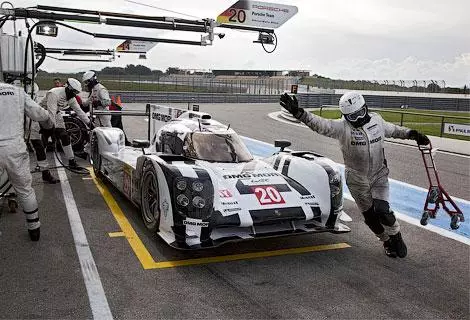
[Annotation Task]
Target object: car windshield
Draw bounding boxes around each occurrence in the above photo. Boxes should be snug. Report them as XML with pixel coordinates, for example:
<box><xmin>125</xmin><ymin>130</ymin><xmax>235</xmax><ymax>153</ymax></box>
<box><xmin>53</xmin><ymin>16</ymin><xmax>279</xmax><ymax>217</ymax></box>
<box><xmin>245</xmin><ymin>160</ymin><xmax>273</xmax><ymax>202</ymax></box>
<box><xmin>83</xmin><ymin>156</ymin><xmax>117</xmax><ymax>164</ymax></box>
<box><xmin>183</xmin><ymin>132</ymin><xmax>253</xmax><ymax>162</ymax></box>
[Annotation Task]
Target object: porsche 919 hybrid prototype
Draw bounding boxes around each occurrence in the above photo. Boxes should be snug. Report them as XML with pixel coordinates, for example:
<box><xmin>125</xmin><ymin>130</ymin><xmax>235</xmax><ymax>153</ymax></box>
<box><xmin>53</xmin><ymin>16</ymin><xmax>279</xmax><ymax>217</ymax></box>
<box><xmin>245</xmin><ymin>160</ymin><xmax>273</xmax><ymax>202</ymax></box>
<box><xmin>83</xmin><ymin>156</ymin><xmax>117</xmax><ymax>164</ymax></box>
<box><xmin>90</xmin><ymin>104</ymin><xmax>350</xmax><ymax>249</ymax></box>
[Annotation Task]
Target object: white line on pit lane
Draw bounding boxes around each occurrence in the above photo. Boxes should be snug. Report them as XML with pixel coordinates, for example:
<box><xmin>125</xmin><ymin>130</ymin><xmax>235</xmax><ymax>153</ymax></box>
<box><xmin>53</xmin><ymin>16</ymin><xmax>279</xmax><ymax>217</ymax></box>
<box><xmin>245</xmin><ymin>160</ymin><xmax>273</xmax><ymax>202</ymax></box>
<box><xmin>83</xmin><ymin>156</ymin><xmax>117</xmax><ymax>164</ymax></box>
<box><xmin>55</xmin><ymin>157</ymin><xmax>113</xmax><ymax>319</ymax></box>
<box><xmin>242</xmin><ymin>136</ymin><xmax>470</xmax><ymax>245</ymax></box>
<box><xmin>267</xmin><ymin>112</ymin><xmax>470</xmax><ymax>159</ymax></box>
<box><xmin>342</xmin><ymin>194</ymin><xmax>470</xmax><ymax>245</ymax></box>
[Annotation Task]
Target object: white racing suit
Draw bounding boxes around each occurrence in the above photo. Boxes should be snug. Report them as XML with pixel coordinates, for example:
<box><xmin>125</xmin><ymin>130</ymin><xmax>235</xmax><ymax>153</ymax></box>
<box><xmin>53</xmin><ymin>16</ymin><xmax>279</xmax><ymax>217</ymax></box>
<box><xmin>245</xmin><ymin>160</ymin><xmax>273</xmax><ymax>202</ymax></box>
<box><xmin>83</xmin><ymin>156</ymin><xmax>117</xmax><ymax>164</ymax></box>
<box><xmin>0</xmin><ymin>82</ymin><xmax>53</xmax><ymax>232</ymax></box>
<box><xmin>39</xmin><ymin>87</ymin><xmax>90</xmax><ymax>163</ymax></box>
<box><xmin>298</xmin><ymin>111</ymin><xmax>410</xmax><ymax>240</ymax></box>
<box><xmin>82</xmin><ymin>83</ymin><xmax>112</xmax><ymax>127</ymax></box>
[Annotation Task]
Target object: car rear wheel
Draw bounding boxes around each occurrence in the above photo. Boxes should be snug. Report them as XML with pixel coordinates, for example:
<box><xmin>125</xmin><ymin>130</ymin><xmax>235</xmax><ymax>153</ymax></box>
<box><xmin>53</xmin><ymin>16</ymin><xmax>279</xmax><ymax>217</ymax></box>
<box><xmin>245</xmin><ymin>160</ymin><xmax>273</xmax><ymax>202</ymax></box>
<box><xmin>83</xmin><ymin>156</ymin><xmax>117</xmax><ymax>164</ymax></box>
<box><xmin>140</xmin><ymin>162</ymin><xmax>161</xmax><ymax>232</ymax></box>
<box><xmin>64</xmin><ymin>116</ymin><xmax>88</xmax><ymax>152</ymax></box>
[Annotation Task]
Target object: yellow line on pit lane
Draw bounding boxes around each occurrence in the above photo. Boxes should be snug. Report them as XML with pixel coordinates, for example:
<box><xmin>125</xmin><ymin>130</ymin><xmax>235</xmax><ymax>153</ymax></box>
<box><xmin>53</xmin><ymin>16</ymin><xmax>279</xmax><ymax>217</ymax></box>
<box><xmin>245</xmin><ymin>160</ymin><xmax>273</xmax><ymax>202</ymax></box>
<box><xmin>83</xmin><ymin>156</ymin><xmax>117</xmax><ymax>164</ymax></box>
<box><xmin>148</xmin><ymin>243</ymin><xmax>351</xmax><ymax>269</ymax></box>
<box><xmin>90</xmin><ymin>170</ymin><xmax>351</xmax><ymax>269</ymax></box>
<box><xmin>90</xmin><ymin>170</ymin><xmax>156</xmax><ymax>269</ymax></box>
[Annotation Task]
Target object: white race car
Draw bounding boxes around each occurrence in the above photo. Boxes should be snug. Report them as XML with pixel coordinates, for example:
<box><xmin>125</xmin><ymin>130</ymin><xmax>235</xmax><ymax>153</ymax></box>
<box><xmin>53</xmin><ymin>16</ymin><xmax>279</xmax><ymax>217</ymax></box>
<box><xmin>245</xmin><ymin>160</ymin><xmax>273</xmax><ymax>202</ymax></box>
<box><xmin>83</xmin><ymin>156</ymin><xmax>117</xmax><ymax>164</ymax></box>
<box><xmin>90</xmin><ymin>104</ymin><xmax>350</xmax><ymax>249</ymax></box>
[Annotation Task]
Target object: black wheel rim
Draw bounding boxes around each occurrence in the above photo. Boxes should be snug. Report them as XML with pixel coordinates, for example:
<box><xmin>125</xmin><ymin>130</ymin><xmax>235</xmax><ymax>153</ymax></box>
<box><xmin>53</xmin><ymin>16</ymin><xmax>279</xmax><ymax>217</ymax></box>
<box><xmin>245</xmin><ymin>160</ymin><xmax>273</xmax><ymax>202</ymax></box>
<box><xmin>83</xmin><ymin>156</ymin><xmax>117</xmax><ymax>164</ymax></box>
<box><xmin>65</xmin><ymin>122</ymin><xmax>83</xmax><ymax>146</ymax></box>
<box><xmin>142</xmin><ymin>170</ymin><xmax>159</xmax><ymax>225</ymax></box>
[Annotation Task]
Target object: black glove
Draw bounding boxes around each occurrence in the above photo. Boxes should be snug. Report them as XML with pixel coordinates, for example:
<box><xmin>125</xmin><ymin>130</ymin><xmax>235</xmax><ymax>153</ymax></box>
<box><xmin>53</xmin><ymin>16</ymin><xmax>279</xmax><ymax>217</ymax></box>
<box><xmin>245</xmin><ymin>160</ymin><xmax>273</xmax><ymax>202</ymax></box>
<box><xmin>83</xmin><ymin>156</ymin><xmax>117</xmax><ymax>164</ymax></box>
<box><xmin>280</xmin><ymin>93</ymin><xmax>304</xmax><ymax>119</ymax></box>
<box><xmin>409</xmin><ymin>130</ymin><xmax>430</xmax><ymax>145</ymax></box>
<box><xmin>92</xmin><ymin>100</ymin><xmax>102</xmax><ymax>108</ymax></box>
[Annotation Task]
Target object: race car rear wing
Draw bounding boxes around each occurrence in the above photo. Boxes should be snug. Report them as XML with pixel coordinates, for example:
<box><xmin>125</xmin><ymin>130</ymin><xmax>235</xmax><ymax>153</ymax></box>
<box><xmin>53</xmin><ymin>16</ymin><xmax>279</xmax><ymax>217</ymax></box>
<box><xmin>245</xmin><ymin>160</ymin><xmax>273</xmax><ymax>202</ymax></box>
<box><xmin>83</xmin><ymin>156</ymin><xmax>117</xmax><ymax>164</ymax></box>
<box><xmin>147</xmin><ymin>104</ymin><xmax>210</xmax><ymax>146</ymax></box>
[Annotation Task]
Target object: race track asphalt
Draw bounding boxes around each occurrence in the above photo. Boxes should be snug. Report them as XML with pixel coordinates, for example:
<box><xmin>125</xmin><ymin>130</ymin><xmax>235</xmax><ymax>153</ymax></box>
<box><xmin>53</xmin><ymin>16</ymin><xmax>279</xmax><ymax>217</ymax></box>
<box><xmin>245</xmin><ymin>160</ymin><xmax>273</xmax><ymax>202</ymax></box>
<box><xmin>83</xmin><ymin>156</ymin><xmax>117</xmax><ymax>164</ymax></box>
<box><xmin>0</xmin><ymin>103</ymin><xmax>468</xmax><ymax>320</ymax></box>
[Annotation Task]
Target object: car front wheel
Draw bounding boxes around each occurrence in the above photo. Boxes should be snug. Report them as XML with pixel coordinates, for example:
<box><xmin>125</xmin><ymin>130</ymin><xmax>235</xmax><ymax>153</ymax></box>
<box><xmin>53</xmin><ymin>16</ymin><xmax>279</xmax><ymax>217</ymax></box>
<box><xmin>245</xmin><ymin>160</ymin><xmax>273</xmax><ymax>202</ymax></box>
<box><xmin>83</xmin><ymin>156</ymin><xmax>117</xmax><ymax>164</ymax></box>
<box><xmin>140</xmin><ymin>162</ymin><xmax>161</xmax><ymax>232</ymax></box>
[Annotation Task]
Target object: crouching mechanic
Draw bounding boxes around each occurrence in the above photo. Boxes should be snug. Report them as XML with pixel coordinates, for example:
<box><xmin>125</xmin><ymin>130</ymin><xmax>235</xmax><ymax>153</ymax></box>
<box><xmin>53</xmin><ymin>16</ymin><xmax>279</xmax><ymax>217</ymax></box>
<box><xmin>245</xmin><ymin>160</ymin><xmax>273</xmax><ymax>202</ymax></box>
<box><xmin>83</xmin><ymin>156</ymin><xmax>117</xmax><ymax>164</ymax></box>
<box><xmin>81</xmin><ymin>71</ymin><xmax>112</xmax><ymax>127</ymax></box>
<box><xmin>280</xmin><ymin>92</ymin><xmax>430</xmax><ymax>258</ymax></box>
<box><xmin>0</xmin><ymin>77</ymin><xmax>54</xmax><ymax>241</ymax></box>
<box><xmin>39</xmin><ymin>78</ymin><xmax>91</xmax><ymax>168</ymax></box>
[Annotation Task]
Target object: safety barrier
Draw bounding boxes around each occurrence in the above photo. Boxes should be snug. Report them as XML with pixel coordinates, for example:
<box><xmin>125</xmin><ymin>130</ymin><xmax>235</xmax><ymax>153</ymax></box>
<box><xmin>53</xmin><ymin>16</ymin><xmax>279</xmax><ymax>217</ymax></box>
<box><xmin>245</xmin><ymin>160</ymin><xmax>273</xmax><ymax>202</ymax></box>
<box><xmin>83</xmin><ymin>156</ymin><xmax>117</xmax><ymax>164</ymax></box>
<box><xmin>108</xmin><ymin>91</ymin><xmax>280</xmax><ymax>104</ymax></box>
<box><xmin>295</xmin><ymin>93</ymin><xmax>469</xmax><ymax>111</ymax></box>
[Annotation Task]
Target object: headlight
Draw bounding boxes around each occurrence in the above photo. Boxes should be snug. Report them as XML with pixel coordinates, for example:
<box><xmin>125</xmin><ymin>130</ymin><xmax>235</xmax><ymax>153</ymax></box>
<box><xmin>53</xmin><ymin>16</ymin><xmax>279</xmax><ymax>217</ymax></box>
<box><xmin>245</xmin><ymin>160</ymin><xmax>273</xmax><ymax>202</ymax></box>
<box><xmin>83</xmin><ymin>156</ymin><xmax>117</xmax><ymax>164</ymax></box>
<box><xmin>192</xmin><ymin>181</ymin><xmax>204</xmax><ymax>192</ymax></box>
<box><xmin>176</xmin><ymin>194</ymin><xmax>189</xmax><ymax>207</ymax></box>
<box><xmin>330</xmin><ymin>185</ymin><xmax>341</xmax><ymax>197</ymax></box>
<box><xmin>329</xmin><ymin>172</ymin><xmax>341</xmax><ymax>185</ymax></box>
<box><xmin>192</xmin><ymin>196</ymin><xmax>206</xmax><ymax>208</ymax></box>
<box><xmin>176</xmin><ymin>179</ymin><xmax>187</xmax><ymax>191</ymax></box>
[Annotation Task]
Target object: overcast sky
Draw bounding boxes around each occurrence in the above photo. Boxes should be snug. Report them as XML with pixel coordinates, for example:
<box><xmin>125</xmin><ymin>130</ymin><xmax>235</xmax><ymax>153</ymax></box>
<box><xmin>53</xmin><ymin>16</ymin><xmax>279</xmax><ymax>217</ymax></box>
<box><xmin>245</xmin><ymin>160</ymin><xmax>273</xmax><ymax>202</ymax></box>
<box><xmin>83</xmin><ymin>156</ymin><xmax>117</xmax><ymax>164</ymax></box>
<box><xmin>3</xmin><ymin>0</ymin><xmax>469</xmax><ymax>86</ymax></box>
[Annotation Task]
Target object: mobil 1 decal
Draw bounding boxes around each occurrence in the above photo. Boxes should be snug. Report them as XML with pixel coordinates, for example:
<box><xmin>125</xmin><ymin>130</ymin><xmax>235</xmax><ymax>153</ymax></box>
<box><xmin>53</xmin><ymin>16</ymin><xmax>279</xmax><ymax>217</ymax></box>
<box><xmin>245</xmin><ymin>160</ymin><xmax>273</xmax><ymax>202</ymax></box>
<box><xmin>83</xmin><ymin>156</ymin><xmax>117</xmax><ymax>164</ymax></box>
<box><xmin>217</xmin><ymin>1</ymin><xmax>298</xmax><ymax>29</ymax></box>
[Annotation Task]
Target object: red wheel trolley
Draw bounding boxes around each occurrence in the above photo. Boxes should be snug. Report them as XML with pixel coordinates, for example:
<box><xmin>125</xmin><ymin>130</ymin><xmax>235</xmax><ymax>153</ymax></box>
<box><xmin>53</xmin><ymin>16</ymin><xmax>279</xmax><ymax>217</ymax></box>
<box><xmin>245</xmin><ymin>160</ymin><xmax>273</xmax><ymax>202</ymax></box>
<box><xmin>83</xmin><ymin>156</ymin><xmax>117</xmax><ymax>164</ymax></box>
<box><xmin>419</xmin><ymin>143</ymin><xmax>465</xmax><ymax>229</ymax></box>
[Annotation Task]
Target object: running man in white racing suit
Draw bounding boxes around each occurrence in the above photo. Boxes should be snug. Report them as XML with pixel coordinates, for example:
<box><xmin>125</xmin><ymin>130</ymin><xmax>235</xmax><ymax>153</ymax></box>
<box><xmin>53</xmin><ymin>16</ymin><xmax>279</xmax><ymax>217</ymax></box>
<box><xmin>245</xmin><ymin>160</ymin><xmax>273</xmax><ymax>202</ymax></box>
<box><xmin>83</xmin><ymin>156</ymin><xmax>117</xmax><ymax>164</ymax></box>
<box><xmin>39</xmin><ymin>78</ymin><xmax>91</xmax><ymax>169</ymax></box>
<box><xmin>280</xmin><ymin>92</ymin><xmax>430</xmax><ymax>258</ymax></box>
<box><xmin>0</xmin><ymin>79</ymin><xmax>54</xmax><ymax>241</ymax></box>
<box><xmin>81</xmin><ymin>71</ymin><xmax>112</xmax><ymax>127</ymax></box>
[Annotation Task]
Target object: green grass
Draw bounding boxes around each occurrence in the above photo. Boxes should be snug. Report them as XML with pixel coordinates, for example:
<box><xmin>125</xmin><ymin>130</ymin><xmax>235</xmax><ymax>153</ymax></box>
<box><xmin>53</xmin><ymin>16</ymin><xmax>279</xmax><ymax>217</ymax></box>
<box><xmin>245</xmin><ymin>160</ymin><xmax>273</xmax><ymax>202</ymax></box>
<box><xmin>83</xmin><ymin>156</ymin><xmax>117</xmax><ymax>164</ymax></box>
<box><xmin>311</xmin><ymin>108</ymin><xmax>470</xmax><ymax>141</ymax></box>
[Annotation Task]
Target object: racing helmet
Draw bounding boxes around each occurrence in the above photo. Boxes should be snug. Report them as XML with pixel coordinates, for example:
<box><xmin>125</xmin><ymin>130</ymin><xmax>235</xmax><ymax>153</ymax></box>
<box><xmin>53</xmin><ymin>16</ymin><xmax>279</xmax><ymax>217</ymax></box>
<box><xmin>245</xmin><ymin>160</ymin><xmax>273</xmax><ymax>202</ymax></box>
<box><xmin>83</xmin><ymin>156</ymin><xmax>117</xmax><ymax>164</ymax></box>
<box><xmin>82</xmin><ymin>70</ymin><xmax>98</xmax><ymax>92</ymax></box>
<box><xmin>65</xmin><ymin>78</ymin><xmax>82</xmax><ymax>100</ymax></box>
<box><xmin>338</xmin><ymin>92</ymin><xmax>370</xmax><ymax>128</ymax></box>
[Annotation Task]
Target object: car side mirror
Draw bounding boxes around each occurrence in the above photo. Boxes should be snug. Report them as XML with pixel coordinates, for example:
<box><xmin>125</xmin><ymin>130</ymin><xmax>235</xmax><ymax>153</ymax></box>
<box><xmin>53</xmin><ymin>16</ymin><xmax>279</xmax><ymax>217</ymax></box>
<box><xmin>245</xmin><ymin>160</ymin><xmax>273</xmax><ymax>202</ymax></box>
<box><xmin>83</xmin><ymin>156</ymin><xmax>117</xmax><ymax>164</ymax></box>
<box><xmin>132</xmin><ymin>139</ymin><xmax>150</xmax><ymax>148</ymax></box>
<box><xmin>274</xmin><ymin>140</ymin><xmax>291</xmax><ymax>152</ymax></box>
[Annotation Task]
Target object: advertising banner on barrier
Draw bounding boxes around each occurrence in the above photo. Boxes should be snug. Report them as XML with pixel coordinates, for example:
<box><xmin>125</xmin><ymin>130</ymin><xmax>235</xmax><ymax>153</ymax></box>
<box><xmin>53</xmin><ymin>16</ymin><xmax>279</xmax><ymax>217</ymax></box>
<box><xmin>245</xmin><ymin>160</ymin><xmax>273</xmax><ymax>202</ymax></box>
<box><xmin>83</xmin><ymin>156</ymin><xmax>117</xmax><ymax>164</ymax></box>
<box><xmin>443</xmin><ymin>123</ymin><xmax>470</xmax><ymax>136</ymax></box>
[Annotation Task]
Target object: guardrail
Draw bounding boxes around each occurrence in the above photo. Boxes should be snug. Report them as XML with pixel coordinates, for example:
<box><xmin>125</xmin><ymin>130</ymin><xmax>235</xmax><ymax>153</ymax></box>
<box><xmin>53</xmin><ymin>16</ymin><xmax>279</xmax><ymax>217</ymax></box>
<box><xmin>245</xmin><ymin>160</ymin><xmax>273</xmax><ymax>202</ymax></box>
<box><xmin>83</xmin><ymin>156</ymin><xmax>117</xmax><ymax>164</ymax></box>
<box><xmin>297</xmin><ymin>93</ymin><xmax>470</xmax><ymax>111</ymax></box>
<box><xmin>108</xmin><ymin>91</ymin><xmax>280</xmax><ymax>104</ymax></box>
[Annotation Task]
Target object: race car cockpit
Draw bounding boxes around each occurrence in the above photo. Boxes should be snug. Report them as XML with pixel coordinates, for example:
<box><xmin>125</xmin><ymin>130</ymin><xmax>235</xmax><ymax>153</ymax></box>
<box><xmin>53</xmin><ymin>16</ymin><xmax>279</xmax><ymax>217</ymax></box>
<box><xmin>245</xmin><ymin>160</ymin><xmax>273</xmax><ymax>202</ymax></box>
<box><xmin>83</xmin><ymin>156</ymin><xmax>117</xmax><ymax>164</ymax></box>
<box><xmin>183</xmin><ymin>132</ymin><xmax>253</xmax><ymax>163</ymax></box>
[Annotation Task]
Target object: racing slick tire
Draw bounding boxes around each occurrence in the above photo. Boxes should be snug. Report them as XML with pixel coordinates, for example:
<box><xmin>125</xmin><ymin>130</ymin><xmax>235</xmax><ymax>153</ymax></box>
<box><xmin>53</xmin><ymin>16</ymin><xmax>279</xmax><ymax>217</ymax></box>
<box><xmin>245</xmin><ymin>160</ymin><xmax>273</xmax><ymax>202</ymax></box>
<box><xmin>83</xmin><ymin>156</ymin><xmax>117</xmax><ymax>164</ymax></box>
<box><xmin>90</xmin><ymin>132</ymin><xmax>102</xmax><ymax>178</ymax></box>
<box><xmin>64</xmin><ymin>115</ymin><xmax>89</xmax><ymax>152</ymax></box>
<box><xmin>140</xmin><ymin>161</ymin><xmax>161</xmax><ymax>233</ymax></box>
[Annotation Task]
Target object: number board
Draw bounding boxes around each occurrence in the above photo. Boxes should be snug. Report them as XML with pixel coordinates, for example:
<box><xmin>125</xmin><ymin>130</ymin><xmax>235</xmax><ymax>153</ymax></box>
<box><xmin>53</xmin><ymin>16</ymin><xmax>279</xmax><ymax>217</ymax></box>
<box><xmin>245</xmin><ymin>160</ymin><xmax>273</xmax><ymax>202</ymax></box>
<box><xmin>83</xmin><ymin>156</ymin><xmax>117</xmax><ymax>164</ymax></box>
<box><xmin>217</xmin><ymin>0</ymin><xmax>298</xmax><ymax>29</ymax></box>
<box><xmin>252</xmin><ymin>185</ymin><xmax>285</xmax><ymax>205</ymax></box>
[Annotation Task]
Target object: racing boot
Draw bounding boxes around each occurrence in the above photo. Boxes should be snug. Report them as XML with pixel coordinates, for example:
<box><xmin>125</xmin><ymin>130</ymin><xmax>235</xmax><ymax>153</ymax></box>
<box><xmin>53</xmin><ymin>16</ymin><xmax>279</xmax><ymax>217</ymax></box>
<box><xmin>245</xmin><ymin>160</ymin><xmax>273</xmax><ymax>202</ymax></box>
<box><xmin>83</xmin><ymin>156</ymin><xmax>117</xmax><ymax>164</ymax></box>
<box><xmin>383</xmin><ymin>239</ymin><xmax>397</xmax><ymax>258</ymax></box>
<box><xmin>68</xmin><ymin>159</ymin><xmax>79</xmax><ymax>169</ymax></box>
<box><xmin>28</xmin><ymin>227</ymin><xmax>40</xmax><ymax>241</ymax></box>
<box><xmin>390</xmin><ymin>232</ymin><xmax>407</xmax><ymax>258</ymax></box>
<box><xmin>42</xmin><ymin>170</ymin><xmax>59</xmax><ymax>184</ymax></box>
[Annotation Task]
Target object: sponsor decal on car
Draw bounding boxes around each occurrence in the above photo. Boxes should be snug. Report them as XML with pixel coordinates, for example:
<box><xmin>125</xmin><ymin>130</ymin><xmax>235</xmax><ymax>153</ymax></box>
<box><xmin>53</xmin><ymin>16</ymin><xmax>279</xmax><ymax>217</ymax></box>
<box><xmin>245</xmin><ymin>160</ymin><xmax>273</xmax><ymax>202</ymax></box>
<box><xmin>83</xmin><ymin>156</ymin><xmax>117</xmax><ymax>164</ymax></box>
<box><xmin>223</xmin><ymin>172</ymin><xmax>279</xmax><ymax>179</ymax></box>
<box><xmin>162</xmin><ymin>199</ymin><xmax>170</xmax><ymax>217</ymax></box>
<box><xmin>223</xmin><ymin>207</ymin><xmax>242</xmax><ymax>213</ymax></box>
<box><xmin>219</xmin><ymin>189</ymin><xmax>233</xmax><ymax>198</ymax></box>
<box><xmin>183</xmin><ymin>218</ymin><xmax>209</xmax><ymax>227</ymax></box>
<box><xmin>221</xmin><ymin>201</ymin><xmax>239</xmax><ymax>205</ymax></box>
<box><xmin>123</xmin><ymin>164</ymin><xmax>132</xmax><ymax>198</ymax></box>
<box><xmin>151</xmin><ymin>112</ymin><xmax>172</xmax><ymax>122</ymax></box>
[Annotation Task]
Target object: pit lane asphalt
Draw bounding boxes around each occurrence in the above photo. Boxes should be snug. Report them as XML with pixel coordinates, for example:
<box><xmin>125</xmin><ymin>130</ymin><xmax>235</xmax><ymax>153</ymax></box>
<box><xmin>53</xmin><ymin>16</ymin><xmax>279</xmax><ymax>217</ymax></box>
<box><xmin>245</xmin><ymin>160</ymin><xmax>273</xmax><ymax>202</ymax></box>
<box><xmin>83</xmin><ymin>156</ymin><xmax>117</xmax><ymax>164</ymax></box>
<box><xmin>0</xmin><ymin>103</ymin><xmax>468</xmax><ymax>319</ymax></box>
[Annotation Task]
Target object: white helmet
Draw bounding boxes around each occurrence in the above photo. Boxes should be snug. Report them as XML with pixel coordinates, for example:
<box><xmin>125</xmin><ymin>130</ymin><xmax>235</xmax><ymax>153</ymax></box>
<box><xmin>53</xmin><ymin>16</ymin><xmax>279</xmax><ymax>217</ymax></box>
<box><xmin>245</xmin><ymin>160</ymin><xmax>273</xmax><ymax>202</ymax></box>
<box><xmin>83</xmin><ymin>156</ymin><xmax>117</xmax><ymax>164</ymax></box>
<box><xmin>66</xmin><ymin>78</ymin><xmax>82</xmax><ymax>93</ymax></box>
<box><xmin>82</xmin><ymin>70</ymin><xmax>96</xmax><ymax>83</ymax></box>
<box><xmin>339</xmin><ymin>92</ymin><xmax>366</xmax><ymax>115</ymax></box>
<box><xmin>339</xmin><ymin>92</ymin><xmax>370</xmax><ymax>127</ymax></box>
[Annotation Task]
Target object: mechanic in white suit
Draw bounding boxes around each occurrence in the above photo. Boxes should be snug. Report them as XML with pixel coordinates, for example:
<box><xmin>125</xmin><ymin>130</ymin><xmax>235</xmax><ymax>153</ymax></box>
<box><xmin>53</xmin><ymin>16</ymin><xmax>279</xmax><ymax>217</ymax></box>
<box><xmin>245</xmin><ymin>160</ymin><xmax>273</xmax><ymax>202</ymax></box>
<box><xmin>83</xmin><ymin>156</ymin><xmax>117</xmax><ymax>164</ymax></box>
<box><xmin>81</xmin><ymin>71</ymin><xmax>112</xmax><ymax>127</ymax></box>
<box><xmin>280</xmin><ymin>92</ymin><xmax>430</xmax><ymax>258</ymax></box>
<box><xmin>0</xmin><ymin>76</ymin><xmax>54</xmax><ymax>241</ymax></box>
<box><xmin>23</xmin><ymin>81</ymin><xmax>59</xmax><ymax>183</ymax></box>
<box><xmin>39</xmin><ymin>78</ymin><xmax>91</xmax><ymax>168</ymax></box>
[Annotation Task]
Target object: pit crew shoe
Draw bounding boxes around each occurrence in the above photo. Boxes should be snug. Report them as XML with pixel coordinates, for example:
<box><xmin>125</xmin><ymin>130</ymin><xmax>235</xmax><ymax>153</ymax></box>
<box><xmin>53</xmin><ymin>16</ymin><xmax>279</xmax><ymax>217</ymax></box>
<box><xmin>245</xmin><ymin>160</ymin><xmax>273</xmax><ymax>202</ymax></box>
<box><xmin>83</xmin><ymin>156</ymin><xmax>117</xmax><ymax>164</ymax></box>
<box><xmin>68</xmin><ymin>159</ymin><xmax>79</xmax><ymax>169</ymax></box>
<box><xmin>390</xmin><ymin>232</ymin><xmax>407</xmax><ymax>258</ymax></box>
<box><xmin>28</xmin><ymin>227</ymin><xmax>40</xmax><ymax>241</ymax></box>
<box><xmin>383</xmin><ymin>239</ymin><xmax>397</xmax><ymax>258</ymax></box>
<box><xmin>42</xmin><ymin>170</ymin><xmax>59</xmax><ymax>184</ymax></box>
